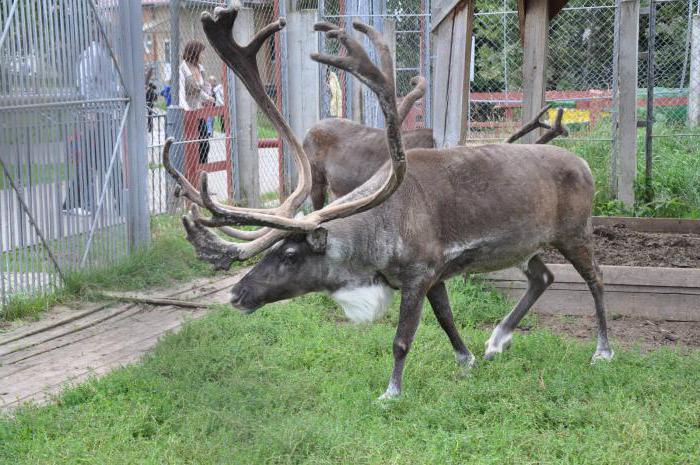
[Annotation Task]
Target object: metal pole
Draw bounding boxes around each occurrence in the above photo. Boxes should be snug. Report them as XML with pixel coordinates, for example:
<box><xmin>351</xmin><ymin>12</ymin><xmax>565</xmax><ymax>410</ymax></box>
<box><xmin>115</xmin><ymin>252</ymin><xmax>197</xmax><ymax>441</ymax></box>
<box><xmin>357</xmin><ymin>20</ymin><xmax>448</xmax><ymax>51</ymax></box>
<box><xmin>0</xmin><ymin>0</ymin><xmax>18</xmax><ymax>52</ymax></box>
<box><xmin>80</xmin><ymin>102</ymin><xmax>130</xmax><ymax>267</ymax></box>
<box><xmin>169</xmin><ymin>0</ymin><xmax>180</xmax><ymax>107</ymax></box>
<box><xmin>644</xmin><ymin>0</ymin><xmax>656</xmax><ymax>202</ymax></box>
<box><xmin>119</xmin><ymin>0</ymin><xmax>150</xmax><ymax>251</ymax></box>
<box><xmin>166</xmin><ymin>0</ymin><xmax>184</xmax><ymax>212</ymax></box>
<box><xmin>689</xmin><ymin>14</ymin><xmax>700</xmax><ymax>126</ymax></box>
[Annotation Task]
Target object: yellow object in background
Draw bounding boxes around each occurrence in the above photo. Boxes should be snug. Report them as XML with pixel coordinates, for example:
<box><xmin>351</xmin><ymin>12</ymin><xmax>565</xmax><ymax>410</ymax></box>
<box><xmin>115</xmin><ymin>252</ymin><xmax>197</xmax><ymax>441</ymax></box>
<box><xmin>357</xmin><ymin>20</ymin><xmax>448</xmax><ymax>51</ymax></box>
<box><xmin>547</xmin><ymin>108</ymin><xmax>591</xmax><ymax>124</ymax></box>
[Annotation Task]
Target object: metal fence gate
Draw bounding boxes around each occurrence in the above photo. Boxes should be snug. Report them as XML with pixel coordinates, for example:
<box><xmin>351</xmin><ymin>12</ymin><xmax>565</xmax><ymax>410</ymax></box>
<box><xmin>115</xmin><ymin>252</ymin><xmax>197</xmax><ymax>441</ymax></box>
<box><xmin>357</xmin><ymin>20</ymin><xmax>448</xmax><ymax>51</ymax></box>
<box><xmin>0</xmin><ymin>0</ymin><xmax>148</xmax><ymax>305</ymax></box>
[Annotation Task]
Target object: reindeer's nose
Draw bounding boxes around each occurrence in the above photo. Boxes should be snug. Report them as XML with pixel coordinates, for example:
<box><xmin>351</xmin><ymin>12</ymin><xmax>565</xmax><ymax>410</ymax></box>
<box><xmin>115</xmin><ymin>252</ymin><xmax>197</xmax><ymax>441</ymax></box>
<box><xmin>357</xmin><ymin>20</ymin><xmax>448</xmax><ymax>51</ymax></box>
<box><xmin>230</xmin><ymin>289</ymin><xmax>242</xmax><ymax>306</ymax></box>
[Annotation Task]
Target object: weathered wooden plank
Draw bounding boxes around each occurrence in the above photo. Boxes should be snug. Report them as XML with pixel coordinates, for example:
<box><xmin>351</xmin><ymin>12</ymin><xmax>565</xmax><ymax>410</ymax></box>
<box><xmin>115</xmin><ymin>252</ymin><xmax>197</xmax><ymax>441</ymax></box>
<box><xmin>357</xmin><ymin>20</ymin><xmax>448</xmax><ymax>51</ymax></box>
<box><xmin>484</xmin><ymin>264</ymin><xmax>700</xmax><ymax>321</ymax></box>
<box><xmin>431</xmin><ymin>0</ymin><xmax>474</xmax><ymax>147</ymax></box>
<box><xmin>611</xmin><ymin>0</ymin><xmax>640</xmax><ymax>207</ymax></box>
<box><xmin>521</xmin><ymin>0</ymin><xmax>549</xmax><ymax>144</ymax></box>
<box><xmin>592</xmin><ymin>216</ymin><xmax>700</xmax><ymax>234</ymax></box>
<box><xmin>0</xmin><ymin>274</ymin><xmax>245</xmax><ymax>410</ymax></box>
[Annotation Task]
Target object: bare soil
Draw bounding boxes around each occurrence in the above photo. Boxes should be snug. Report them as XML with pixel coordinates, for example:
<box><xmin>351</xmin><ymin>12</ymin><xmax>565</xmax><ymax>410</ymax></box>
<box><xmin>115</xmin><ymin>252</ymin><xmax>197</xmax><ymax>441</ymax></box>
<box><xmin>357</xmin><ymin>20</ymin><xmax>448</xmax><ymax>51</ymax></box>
<box><xmin>542</xmin><ymin>224</ymin><xmax>700</xmax><ymax>268</ymax></box>
<box><xmin>524</xmin><ymin>313</ymin><xmax>700</xmax><ymax>351</ymax></box>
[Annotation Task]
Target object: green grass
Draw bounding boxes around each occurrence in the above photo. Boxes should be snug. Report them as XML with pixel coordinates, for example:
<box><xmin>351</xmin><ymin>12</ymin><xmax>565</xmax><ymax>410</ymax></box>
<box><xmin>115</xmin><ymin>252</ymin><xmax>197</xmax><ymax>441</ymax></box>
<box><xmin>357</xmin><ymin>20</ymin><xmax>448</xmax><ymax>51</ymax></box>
<box><xmin>0</xmin><ymin>215</ymin><xmax>217</xmax><ymax>322</ymax></box>
<box><xmin>557</xmin><ymin>123</ymin><xmax>700</xmax><ymax>218</ymax></box>
<box><xmin>1</xmin><ymin>278</ymin><xmax>698</xmax><ymax>464</ymax></box>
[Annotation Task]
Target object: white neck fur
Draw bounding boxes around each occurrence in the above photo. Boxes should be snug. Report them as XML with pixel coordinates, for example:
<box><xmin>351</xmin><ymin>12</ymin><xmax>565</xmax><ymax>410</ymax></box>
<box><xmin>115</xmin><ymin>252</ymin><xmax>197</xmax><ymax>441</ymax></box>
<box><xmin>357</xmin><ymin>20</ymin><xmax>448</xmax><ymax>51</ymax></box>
<box><xmin>330</xmin><ymin>283</ymin><xmax>394</xmax><ymax>323</ymax></box>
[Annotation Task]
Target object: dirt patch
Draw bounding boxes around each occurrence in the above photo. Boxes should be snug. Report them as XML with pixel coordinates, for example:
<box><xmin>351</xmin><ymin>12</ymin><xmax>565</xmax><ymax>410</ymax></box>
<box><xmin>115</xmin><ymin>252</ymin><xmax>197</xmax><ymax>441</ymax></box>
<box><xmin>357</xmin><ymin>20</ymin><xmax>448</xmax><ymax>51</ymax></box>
<box><xmin>542</xmin><ymin>224</ymin><xmax>700</xmax><ymax>268</ymax></box>
<box><xmin>522</xmin><ymin>313</ymin><xmax>700</xmax><ymax>351</ymax></box>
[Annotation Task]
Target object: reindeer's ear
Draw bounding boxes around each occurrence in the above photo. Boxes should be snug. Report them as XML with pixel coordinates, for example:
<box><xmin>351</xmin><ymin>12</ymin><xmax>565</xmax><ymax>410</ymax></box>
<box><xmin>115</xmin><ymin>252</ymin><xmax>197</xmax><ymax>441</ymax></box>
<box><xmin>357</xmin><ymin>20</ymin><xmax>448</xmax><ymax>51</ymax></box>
<box><xmin>306</xmin><ymin>227</ymin><xmax>327</xmax><ymax>253</ymax></box>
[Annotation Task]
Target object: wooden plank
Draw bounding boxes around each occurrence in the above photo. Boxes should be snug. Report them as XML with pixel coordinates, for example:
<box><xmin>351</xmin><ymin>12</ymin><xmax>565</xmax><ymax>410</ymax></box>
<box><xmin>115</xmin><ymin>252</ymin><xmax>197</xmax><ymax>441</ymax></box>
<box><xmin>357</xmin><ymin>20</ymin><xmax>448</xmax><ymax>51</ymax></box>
<box><xmin>0</xmin><ymin>274</ymin><xmax>245</xmax><ymax>410</ymax></box>
<box><xmin>431</xmin><ymin>0</ymin><xmax>473</xmax><ymax>147</ymax></box>
<box><xmin>484</xmin><ymin>264</ymin><xmax>700</xmax><ymax>321</ymax></box>
<box><xmin>521</xmin><ymin>0</ymin><xmax>549</xmax><ymax>144</ymax></box>
<box><xmin>592</xmin><ymin>216</ymin><xmax>700</xmax><ymax>234</ymax></box>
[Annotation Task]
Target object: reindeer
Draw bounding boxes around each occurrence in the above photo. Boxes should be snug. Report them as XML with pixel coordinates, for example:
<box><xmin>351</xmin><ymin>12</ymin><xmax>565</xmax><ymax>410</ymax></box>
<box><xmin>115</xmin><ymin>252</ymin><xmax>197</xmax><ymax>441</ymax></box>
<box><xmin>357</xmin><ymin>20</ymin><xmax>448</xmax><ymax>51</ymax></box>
<box><xmin>164</xmin><ymin>6</ymin><xmax>613</xmax><ymax>400</ymax></box>
<box><xmin>305</xmin><ymin>76</ymin><xmax>434</xmax><ymax>210</ymax></box>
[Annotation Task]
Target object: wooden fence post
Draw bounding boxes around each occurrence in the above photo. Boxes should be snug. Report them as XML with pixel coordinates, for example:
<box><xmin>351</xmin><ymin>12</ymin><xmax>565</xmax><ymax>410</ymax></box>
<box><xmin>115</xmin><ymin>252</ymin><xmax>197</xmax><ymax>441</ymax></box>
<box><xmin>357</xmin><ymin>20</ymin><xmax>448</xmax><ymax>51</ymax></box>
<box><xmin>520</xmin><ymin>0</ymin><xmax>549</xmax><ymax>144</ymax></box>
<box><xmin>232</xmin><ymin>8</ymin><xmax>260</xmax><ymax>207</ymax></box>
<box><xmin>431</xmin><ymin>0</ymin><xmax>474</xmax><ymax>147</ymax></box>
<box><xmin>611</xmin><ymin>0</ymin><xmax>639</xmax><ymax>208</ymax></box>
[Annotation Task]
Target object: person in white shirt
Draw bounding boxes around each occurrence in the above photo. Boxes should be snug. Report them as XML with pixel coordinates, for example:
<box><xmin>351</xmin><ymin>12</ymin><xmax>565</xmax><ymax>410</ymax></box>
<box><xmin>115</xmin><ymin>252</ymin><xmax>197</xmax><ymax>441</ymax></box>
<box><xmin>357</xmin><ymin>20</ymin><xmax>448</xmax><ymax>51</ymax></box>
<box><xmin>179</xmin><ymin>41</ymin><xmax>215</xmax><ymax>163</ymax></box>
<box><xmin>63</xmin><ymin>35</ymin><xmax>123</xmax><ymax>216</ymax></box>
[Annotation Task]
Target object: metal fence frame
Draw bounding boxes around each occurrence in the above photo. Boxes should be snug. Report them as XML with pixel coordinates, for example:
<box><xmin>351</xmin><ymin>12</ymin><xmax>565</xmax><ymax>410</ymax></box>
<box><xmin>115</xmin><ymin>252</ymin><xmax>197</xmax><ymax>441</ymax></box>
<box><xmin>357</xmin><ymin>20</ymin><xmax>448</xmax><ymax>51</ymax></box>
<box><xmin>0</xmin><ymin>0</ymin><xmax>148</xmax><ymax>306</ymax></box>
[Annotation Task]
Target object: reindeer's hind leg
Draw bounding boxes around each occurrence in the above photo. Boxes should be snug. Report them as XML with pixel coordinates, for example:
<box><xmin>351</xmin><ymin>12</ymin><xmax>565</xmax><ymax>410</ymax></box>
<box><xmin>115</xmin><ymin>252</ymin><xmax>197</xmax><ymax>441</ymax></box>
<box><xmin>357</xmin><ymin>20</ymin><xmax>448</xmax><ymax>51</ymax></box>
<box><xmin>485</xmin><ymin>255</ymin><xmax>553</xmax><ymax>360</ymax></box>
<box><xmin>555</xmin><ymin>241</ymin><xmax>614</xmax><ymax>362</ymax></box>
<box><xmin>427</xmin><ymin>282</ymin><xmax>474</xmax><ymax>369</ymax></box>
<box><xmin>310</xmin><ymin>166</ymin><xmax>328</xmax><ymax>210</ymax></box>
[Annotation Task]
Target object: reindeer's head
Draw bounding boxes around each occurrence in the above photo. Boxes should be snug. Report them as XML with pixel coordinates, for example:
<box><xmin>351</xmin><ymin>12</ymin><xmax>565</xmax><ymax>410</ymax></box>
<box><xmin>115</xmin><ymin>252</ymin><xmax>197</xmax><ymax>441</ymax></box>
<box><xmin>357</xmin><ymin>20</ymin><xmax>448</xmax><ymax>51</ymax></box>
<box><xmin>162</xmin><ymin>7</ymin><xmax>406</xmax><ymax>316</ymax></box>
<box><xmin>229</xmin><ymin>230</ymin><xmax>330</xmax><ymax>312</ymax></box>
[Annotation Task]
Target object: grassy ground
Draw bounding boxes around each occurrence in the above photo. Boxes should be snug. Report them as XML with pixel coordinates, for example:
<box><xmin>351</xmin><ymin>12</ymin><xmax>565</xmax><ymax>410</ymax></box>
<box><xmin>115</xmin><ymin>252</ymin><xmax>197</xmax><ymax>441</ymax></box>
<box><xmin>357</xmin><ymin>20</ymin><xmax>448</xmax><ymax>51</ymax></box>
<box><xmin>556</xmin><ymin>123</ymin><xmax>700</xmax><ymax>218</ymax></box>
<box><xmin>1</xmin><ymin>279</ymin><xmax>698</xmax><ymax>464</ymax></box>
<box><xmin>0</xmin><ymin>215</ymin><xmax>217</xmax><ymax>322</ymax></box>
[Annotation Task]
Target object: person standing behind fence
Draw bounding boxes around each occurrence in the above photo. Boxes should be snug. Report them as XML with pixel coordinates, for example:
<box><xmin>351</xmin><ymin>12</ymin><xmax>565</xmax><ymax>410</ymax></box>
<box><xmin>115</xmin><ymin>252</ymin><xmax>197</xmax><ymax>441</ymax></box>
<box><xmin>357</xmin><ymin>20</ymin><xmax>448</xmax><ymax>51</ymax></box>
<box><xmin>208</xmin><ymin>75</ymin><xmax>225</xmax><ymax>133</ymax></box>
<box><xmin>63</xmin><ymin>32</ymin><xmax>123</xmax><ymax>216</ymax></box>
<box><xmin>179</xmin><ymin>41</ymin><xmax>214</xmax><ymax>164</ymax></box>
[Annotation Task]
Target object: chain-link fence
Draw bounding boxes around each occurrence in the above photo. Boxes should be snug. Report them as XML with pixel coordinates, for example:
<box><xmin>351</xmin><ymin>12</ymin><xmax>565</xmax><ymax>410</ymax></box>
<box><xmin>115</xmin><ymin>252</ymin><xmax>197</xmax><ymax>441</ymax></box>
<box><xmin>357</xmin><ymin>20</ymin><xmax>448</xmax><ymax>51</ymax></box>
<box><xmin>0</xmin><ymin>0</ymin><xmax>137</xmax><ymax>303</ymax></box>
<box><xmin>318</xmin><ymin>0</ymin><xmax>431</xmax><ymax>129</ymax></box>
<box><xmin>144</xmin><ymin>0</ymin><xmax>286</xmax><ymax>213</ymax></box>
<box><xmin>469</xmin><ymin>0</ymin><xmax>698</xmax><ymax>144</ymax></box>
<box><xmin>469</xmin><ymin>0</ymin><xmax>618</xmax><ymax>143</ymax></box>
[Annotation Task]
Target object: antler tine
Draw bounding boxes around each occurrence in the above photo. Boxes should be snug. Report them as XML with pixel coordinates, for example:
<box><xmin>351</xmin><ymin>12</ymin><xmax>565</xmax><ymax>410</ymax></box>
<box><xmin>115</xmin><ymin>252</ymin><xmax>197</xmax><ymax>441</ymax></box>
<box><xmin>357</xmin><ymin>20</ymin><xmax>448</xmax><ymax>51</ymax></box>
<box><xmin>218</xmin><ymin>226</ymin><xmax>270</xmax><ymax>241</ymax></box>
<box><xmin>246</xmin><ymin>18</ymin><xmax>287</xmax><ymax>56</ymax></box>
<box><xmin>312</xmin><ymin>29</ymin><xmax>386</xmax><ymax>96</ymax></box>
<box><xmin>505</xmin><ymin>104</ymin><xmax>552</xmax><ymax>143</ymax></box>
<box><xmin>188</xmin><ymin>203</ymin><xmax>270</xmax><ymax>240</ymax></box>
<box><xmin>535</xmin><ymin>107</ymin><xmax>569</xmax><ymax>144</ymax></box>
<box><xmin>162</xmin><ymin>138</ymin><xmax>202</xmax><ymax>205</ymax></box>
<box><xmin>352</xmin><ymin>21</ymin><xmax>395</xmax><ymax>90</ymax></box>
<box><xmin>314</xmin><ymin>21</ymin><xmax>340</xmax><ymax>33</ymax></box>
<box><xmin>182</xmin><ymin>205</ymin><xmax>289</xmax><ymax>270</ymax></box>
<box><xmin>398</xmin><ymin>76</ymin><xmax>427</xmax><ymax>124</ymax></box>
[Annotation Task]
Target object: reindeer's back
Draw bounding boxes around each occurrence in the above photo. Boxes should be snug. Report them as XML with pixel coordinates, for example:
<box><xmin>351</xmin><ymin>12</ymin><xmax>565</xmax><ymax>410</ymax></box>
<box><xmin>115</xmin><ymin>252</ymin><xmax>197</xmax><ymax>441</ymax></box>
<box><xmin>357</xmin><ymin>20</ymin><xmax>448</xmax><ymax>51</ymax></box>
<box><xmin>383</xmin><ymin>144</ymin><xmax>595</xmax><ymax>253</ymax></box>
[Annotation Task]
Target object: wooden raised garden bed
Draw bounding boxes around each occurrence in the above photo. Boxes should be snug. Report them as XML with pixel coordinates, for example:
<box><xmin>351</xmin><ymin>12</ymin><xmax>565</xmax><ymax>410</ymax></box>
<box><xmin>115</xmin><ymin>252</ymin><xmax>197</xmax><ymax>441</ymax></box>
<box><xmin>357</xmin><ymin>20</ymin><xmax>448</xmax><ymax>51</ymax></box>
<box><xmin>484</xmin><ymin>217</ymin><xmax>700</xmax><ymax>321</ymax></box>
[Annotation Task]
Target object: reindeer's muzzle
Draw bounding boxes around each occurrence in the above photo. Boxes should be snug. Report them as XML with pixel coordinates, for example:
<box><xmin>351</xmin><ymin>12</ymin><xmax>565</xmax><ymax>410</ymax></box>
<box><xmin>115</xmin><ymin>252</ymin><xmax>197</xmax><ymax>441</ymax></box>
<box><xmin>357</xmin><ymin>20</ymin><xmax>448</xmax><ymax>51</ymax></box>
<box><xmin>230</xmin><ymin>287</ymin><xmax>260</xmax><ymax>314</ymax></box>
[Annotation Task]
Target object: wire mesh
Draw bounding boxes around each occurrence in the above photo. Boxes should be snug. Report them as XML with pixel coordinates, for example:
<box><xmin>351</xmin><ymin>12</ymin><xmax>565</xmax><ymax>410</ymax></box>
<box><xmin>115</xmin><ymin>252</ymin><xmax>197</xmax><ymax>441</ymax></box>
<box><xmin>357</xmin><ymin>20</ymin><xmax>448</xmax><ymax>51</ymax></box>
<box><xmin>318</xmin><ymin>0</ymin><xmax>432</xmax><ymax>129</ymax></box>
<box><xmin>640</xmin><ymin>0</ymin><xmax>697</xmax><ymax>134</ymax></box>
<box><xmin>0</xmin><ymin>0</ymin><xmax>129</xmax><ymax>305</ymax></box>
<box><xmin>144</xmin><ymin>0</ymin><xmax>286</xmax><ymax>212</ymax></box>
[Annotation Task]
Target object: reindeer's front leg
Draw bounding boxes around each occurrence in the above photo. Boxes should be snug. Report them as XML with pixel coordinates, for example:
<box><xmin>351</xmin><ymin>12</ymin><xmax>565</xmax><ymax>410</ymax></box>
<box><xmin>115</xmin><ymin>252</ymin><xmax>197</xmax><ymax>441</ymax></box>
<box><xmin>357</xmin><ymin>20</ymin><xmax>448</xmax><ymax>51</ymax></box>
<box><xmin>380</xmin><ymin>286</ymin><xmax>427</xmax><ymax>400</ymax></box>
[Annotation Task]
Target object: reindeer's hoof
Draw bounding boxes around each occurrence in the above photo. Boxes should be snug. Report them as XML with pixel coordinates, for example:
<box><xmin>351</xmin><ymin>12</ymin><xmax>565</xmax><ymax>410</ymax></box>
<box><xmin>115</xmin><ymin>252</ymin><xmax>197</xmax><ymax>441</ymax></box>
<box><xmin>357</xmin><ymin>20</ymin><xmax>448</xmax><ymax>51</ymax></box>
<box><xmin>456</xmin><ymin>352</ymin><xmax>475</xmax><ymax>377</ymax></box>
<box><xmin>591</xmin><ymin>348</ymin><xmax>614</xmax><ymax>363</ymax></box>
<box><xmin>377</xmin><ymin>385</ymin><xmax>400</xmax><ymax>401</ymax></box>
<box><xmin>484</xmin><ymin>326</ymin><xmax>512</xmax><ymax>360</ymax></box>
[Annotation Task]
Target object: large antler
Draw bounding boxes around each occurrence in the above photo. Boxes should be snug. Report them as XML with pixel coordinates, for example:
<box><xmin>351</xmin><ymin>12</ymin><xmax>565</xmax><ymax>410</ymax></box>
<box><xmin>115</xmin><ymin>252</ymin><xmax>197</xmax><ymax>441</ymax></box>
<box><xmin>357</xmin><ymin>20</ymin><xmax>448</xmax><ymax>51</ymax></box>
<box><xmin>163</xmin><ymin>8</ymin><xmax>407</xmax><ymax>268</ymax></box>
<box><xmin>192</xmin><ymin>14</ymin><xmax>406</xmax><ymax>231</ymax></box>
